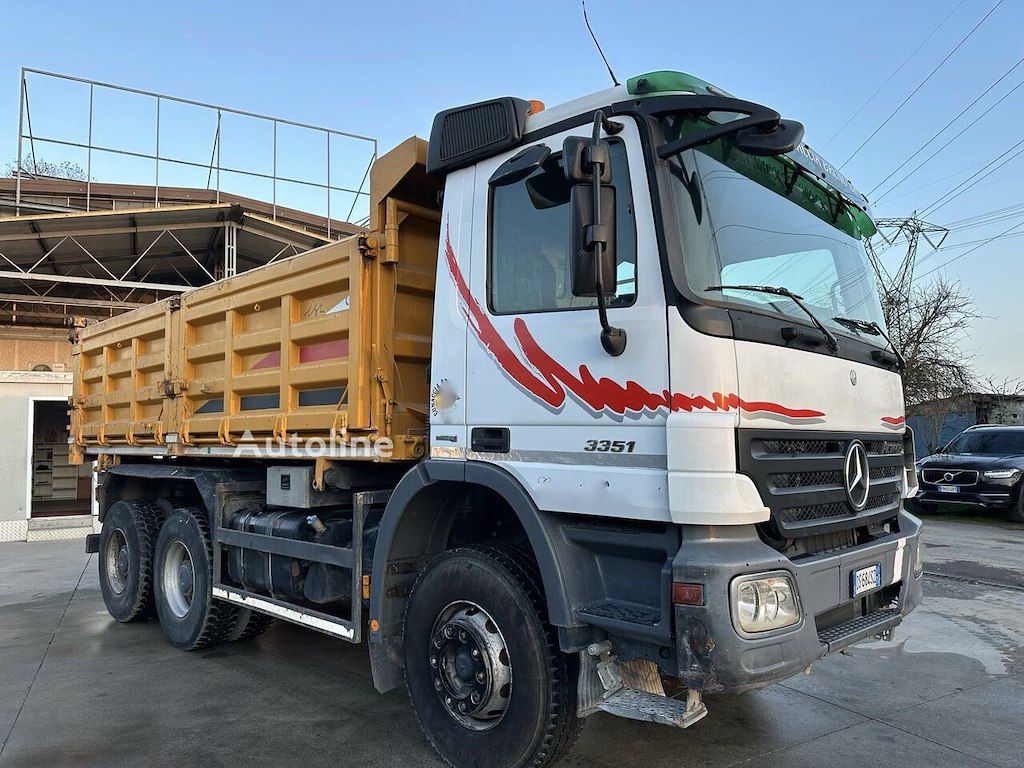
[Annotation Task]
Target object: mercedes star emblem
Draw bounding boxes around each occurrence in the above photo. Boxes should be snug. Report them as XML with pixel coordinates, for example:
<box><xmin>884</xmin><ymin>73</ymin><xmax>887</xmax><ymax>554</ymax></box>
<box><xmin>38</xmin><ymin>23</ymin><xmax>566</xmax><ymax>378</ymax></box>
<box><xmin>844</xmin><ymin>440</ymin><xmax>870</xmax><ymax>511</ymax></box>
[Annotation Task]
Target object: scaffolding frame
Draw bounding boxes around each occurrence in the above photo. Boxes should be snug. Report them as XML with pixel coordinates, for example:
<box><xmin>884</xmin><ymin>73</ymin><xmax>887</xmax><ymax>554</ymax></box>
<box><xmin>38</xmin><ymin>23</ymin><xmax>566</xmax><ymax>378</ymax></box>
<box><xmin>13</xmin><ymin>68</ymin><xmax>378</xmax><ymax>232</ymax></box>
<box><xmin>0</xmin><ymin>204</ymin><xmax>328</xmax><ymax>326</ymax></box>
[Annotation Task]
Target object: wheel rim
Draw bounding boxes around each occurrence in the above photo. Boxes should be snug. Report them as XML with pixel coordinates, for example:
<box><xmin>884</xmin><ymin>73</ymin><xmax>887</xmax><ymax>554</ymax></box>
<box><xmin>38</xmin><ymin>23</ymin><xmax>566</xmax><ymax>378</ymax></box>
<box><xmin>429</xmin><ymin>601</ymin><xmax>512</xmax><ymax>732</ymax></box>
<box><xmin>162</xmin><ymin>540</ymin><xmax>195</xmax><ymax>619</ymax></box>
<box><xmin>104</xmin><ymin>528</ymin><xmax>130</xmax><ymax>596</ymax></box>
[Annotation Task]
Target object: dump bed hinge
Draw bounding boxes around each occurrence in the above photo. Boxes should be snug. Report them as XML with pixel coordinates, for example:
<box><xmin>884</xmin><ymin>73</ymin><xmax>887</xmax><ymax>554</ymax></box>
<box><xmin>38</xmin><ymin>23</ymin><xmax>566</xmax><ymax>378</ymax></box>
<box><xmin>162</xmin><ymin>378</ymin><xmax>186</xmax><ymax>398</ymax></box>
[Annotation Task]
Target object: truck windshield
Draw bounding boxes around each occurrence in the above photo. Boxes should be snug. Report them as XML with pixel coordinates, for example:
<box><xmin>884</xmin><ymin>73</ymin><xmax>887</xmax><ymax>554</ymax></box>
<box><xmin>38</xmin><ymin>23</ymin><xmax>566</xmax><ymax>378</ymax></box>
<box><xmin>660</xmin><ymin>114</ymin><xmax>887</xmax><ymax>343</ymax></box>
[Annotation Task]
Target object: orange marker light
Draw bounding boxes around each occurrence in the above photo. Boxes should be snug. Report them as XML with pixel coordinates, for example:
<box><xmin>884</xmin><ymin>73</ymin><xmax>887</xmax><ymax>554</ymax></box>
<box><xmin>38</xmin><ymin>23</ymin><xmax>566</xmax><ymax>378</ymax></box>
<box><xmin>527</xmin><ymin>99</ymin><xmax>545</xmax><ymax>115</ymax></box>
<box><xmin>672</xmin><ymin>582</ymin><xmax>704</xmax><ymax>606</ymax></box>
<box><xmin>370</xmin><ymin>619</ymin><xmax>380</xmax><ymax>633</ymax></box>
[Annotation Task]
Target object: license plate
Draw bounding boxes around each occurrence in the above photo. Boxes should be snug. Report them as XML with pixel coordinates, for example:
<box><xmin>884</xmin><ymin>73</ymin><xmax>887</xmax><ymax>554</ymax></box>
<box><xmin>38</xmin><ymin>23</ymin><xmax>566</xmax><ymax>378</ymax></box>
<box><xmin>938</xmin><ymin>484</ymin><xmax>959</xmax><ymax>494</ymax></box>
<box><xmin>851</xmin><ymin>563</ymin><xmax>882</xmax><ymax>597</ymax></box>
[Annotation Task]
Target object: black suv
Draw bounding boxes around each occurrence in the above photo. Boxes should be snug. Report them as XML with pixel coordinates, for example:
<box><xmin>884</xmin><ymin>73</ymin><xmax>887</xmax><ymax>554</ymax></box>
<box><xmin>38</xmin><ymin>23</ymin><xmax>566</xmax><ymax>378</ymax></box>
<box><xmin>914</xmin><ymin>425</ymin><xmax>1024</xmax><ymax>522</ymax></box>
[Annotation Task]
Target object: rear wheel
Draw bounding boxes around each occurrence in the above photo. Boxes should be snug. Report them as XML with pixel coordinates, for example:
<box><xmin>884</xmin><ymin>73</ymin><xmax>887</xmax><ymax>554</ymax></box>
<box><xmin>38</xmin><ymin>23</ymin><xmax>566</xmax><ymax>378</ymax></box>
<box><xmin>153</xmin><ymin>507</ymin><xmax>238</xmax><ymax>650</ymax></box>
<box><xmin>403</xmin><ymin>545</ymin><xmax>580</xmax><ymax>768</ymax></box>
<box><xmin>98</xmin><ymin>500</ymin><xmax>162</xmax><ymax>623</ymax></box>
<box><xmin>227</xmin><ymin>609</ymin><xmax>276</xmax><ymax>642</ymax></box>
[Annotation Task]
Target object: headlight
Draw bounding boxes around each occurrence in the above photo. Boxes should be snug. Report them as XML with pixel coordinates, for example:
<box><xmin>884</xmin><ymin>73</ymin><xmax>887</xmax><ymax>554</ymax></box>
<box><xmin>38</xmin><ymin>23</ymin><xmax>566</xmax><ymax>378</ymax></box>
<box><xmin>983</xmin><ymin>469</ymin><xmax>1021</xmax><ymax>480</ymax></box>
<box><xmin>730</xmin><ymin>572</ymin><xmax>801</xmax><ymax>635</ymax></box>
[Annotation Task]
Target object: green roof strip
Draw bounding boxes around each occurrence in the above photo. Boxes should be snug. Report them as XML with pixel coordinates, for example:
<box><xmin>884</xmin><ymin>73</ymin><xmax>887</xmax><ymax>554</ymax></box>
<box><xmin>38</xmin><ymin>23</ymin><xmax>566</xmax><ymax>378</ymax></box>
<box><xmin>626</xmin><ymin>71</ymin><xmax>734</xmax><ymax>97</ymax></box>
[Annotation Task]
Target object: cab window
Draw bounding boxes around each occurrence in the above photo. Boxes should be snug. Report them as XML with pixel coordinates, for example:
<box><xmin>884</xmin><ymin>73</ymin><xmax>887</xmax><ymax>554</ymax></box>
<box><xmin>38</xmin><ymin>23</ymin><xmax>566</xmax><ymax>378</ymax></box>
<box><xmin>488</xmin><ymin>141</ymin><xmax>636</xmax><ymax>314</ymax></box>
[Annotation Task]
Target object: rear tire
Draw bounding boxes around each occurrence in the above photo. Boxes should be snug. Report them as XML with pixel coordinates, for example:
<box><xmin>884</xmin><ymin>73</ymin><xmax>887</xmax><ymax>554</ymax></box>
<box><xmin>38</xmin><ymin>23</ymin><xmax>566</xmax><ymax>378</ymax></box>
<box><xmin>153</xmin><ymin>507</ymin><xmax>238</xmax><ymax>650</ymax></box>
<box><xmin>98</xmin><ymin>500</ymin><xmax>162</xmax><ymax>623</ymax></box>
<box><xmin>403</xmin><ymin>545</ymin><xmax>580</xmax><ymax>768</ymax></box>
<box><xmin>227</xmin><ymin>609</ymin><xmax>276</xmax><ymax>642</ymax></box>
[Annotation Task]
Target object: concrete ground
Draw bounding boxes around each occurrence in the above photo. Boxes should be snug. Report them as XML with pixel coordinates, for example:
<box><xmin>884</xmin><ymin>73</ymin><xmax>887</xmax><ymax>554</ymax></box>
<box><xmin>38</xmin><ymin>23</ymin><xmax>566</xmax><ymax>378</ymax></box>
<box><xmin>1</xmin><ymin>517</ymin><xmax>1022</xmax><ymax>768</ymax></box>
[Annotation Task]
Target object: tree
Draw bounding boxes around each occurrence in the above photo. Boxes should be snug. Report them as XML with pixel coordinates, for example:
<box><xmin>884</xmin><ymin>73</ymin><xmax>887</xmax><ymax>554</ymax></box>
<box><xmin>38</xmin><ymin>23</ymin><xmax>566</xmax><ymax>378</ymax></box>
<box><xmin>3</xmin><ymin>155</ymin><xmax>87</xmax><ymax>181</ymax></box>
<box><xmin>880</xmin><ymin>276</ymin><xmax>979</xmax><ymax>406</ymax></box>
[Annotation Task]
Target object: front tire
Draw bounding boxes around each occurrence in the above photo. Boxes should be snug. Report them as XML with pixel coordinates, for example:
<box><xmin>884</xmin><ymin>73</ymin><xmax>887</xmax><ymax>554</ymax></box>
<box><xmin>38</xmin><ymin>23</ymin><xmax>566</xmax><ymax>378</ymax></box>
<box><xmin>404</xmin><ymin>546</ymin><xmax>580</xmax><ymax>768</ymax></box>
<box><xmin>153</xmin><ymin>507</ymin><xmax>238</xmax><ymax>650</ymax></box>
<box><xmin>98</xmin><ymin>500</ymin><xmax>162</xmax><ymax>623</ymax></box>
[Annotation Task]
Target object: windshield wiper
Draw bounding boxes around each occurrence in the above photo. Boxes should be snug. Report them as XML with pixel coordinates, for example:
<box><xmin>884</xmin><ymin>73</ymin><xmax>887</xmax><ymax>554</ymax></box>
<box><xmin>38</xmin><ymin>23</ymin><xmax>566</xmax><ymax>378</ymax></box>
<box><xmin>706</xmin><ymin>284</ymin><xmax>839</xmax><ymax>353</ymax></box>
<box><xmin>832</xmin><ymin>315</ymin><xmax>906</xmax><ymax>372</ymax></box>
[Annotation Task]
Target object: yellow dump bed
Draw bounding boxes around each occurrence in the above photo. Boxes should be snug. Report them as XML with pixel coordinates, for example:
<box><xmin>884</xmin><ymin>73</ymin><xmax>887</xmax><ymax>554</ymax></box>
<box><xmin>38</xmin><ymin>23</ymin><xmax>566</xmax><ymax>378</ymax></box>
<box><xmin>71</xmin><ymin>138</ymin><xmax>440</xmax><ymax>463</ymax></box>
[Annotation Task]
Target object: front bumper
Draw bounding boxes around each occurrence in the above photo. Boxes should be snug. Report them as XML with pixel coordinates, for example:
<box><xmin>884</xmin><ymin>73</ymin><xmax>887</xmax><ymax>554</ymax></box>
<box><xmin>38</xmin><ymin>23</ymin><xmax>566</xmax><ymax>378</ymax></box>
<box><xmin>915</xmin><ymin>484</ymin><xmax>1015</xmax><ymax>509</ymax></box>
<box><xmin>672</xmin><ymin>508</ymin><xmax>922</xmax><ymax>693</ymax></box>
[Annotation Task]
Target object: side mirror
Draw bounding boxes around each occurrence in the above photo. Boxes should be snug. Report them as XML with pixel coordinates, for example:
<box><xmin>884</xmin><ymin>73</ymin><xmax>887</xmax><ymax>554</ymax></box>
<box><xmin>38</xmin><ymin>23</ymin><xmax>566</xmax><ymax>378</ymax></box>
<box><xmin>563</xmin><ymin>115</ymin><xmax>626</xmax><ymax>357</ymax></box>
<box><xmin>734</xmin><ymin>119</ymin><xmax>805</xmax><ymax>157</ymax></box>
<box><xmin>569</xmin><ymin>183</ymin><xmax>616</xmax><ymax>297</ymax></box>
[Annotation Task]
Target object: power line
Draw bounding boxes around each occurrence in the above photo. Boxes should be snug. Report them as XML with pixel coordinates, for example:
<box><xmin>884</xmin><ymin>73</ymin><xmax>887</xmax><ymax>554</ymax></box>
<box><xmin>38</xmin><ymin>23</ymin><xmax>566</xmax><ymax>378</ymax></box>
<box><xmin>873</xmin><ymin>72</ymin><xmax>1024</xmax><ymax>203</ymax></box>
<box><xmin>916</xmin><ymin>211</ymin><xmax>1024</xmax><ymax>267</ymax></box>
<box><xmin>920</xmin><ymin>137</ymin><xmax>1024</xmax><ymax>217</ymax></box>
<box><xmin>876</xmin><ymin>159</ymin><xmax>996</xmax><ymax>205</ymax></box>
<box><xmin>818</xmin><ymin>0</ymin><xmax>967</xmax><ymax>152</ymax></box>
<box><xmin>931</xmin><ymin>228</ymin><xmax>1024</xmax><ymax>249</ymax></box>
<box><xmin>945</xmin><ymin>202</ymin><xmax>1024</xmax><ymax>229</ymax></box>
<box><xmin>868</xmin><ymin>55</ymin><xmax>1024</xmax><ymax>197</ymax></box>
<box><xmin>917</xmin><ymin>217</ymin><xmax>1024</xmax><ymax>279</ymax></box>
<box><xmin>838</xmin><ymin>0</ymin><xmax>1005</xmax><ymax>170</ymax></box>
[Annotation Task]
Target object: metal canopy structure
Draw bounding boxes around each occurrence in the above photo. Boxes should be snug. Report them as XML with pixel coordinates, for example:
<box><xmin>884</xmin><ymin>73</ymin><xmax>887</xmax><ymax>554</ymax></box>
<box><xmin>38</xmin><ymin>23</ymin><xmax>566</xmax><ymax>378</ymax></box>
<box><xmin>1</xmin><ymin>67</ymin><xmax>376</xmax><ymax>330</ymax></box>
<box><xmin>0</xmin><ymin>204</ymin><xmax>333</xmax><ymax>325</ymax></box>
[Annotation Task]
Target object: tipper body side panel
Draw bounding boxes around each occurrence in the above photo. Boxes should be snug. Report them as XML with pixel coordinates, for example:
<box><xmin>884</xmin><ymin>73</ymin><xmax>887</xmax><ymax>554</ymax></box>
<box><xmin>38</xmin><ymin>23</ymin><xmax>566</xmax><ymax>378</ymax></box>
<box><xmin>71</xmin><ymin>138</ymin><xmax>440</xmax><ymax>462</ymax></box>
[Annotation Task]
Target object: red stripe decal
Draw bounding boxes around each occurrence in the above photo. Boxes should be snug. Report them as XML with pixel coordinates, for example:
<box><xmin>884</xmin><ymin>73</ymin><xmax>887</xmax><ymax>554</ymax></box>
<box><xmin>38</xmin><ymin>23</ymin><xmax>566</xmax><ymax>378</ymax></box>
<box><xmin>445</xmin><ymin>226</ymin><xmax>823</xmax><ymax>420</ymax></box>
<box><xmin>881</xmin><ymin>416</ymin><xmax>905</xmax><ymax>425</ymax></box>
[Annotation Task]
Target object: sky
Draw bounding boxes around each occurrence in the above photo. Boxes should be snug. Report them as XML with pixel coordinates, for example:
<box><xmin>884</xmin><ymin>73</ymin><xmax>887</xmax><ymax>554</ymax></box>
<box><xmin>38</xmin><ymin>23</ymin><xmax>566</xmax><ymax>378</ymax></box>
<box><xmin>1</xmin><ymin>0</ymin><xmax>1021</xmax><ymax>382</ymax></box>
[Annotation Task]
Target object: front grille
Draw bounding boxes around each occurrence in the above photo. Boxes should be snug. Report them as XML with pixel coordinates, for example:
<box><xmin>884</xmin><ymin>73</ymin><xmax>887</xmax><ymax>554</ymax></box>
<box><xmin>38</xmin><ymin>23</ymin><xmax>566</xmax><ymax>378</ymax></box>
<box><xmin>761</xmin><ymin>438</ymin><xmax>901</xmax><ymax>456</ymax></box>
<box><xmin>921</xmin><ymin>468</ymin><xmax>979</xmax><ymax>486</ymax></box>
<box><xmin>761</xmin><ymin>438</ymin><xmax>839</xmax><ymax>455</ymax></box>
<box><xmin>739</xmin><ymin>430</ymin><xmax>905</xmax><ymax>537</ymax></box>
<box><xmin>770</xmin><ymin>465</ymin><xmax>900</xmax><ymax>490</ymax></box>
<box><xmin>780</xmin><ymin>492</ymin><xmax>900</xmax><ymax>524</ymax></box>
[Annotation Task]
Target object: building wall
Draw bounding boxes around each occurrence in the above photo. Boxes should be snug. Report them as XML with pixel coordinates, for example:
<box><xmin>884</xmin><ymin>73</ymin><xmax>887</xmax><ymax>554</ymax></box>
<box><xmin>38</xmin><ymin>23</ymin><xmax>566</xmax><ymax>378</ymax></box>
<box><xmin>0</xmin><ymin>328</ymin><xmax>73</xmax><ymax>371</ymax></box>
<box><xmin>984</xmin><ymin>400</ymin><xmax>1024</xmax><ymax>426</ymax></box>
<box><xmin>907</xmin><ymin>395</ymin><xmax>1024</xmax><ymax>458</ymax></box>
<box><xmin>908</xmin><ymin>410</ymin><xmax>976</xmax><ymax>458</ymax></box>
<box><xmin>0</xmin><ymin>371</ymin><xmax>73</xmax><ymax>541</ymax></box>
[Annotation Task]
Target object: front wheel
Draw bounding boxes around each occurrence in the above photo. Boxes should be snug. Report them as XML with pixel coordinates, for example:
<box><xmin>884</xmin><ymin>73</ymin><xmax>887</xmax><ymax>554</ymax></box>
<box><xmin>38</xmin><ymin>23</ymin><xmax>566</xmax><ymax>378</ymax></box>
<box><xmin>403</xmin><ymin>546</ymin><xmax>580</xmax><ymax>768</ymax></box>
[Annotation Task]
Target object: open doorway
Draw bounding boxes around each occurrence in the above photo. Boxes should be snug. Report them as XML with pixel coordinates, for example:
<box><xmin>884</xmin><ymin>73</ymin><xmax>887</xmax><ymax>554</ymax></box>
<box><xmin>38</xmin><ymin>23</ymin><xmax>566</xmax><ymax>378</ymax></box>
<box><xmin>29</xmin><ymin>399</ymin><xmax>91</xmax><ymax>518</ymax></box>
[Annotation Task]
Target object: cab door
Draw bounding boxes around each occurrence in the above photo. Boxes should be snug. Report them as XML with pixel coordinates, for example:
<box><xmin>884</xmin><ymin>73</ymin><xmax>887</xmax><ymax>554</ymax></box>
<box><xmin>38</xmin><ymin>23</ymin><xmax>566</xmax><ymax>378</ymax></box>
<box><xmin>458</xmin><ymin>119</ymin><xmax>671</xmax><ymax>522</ymax></box>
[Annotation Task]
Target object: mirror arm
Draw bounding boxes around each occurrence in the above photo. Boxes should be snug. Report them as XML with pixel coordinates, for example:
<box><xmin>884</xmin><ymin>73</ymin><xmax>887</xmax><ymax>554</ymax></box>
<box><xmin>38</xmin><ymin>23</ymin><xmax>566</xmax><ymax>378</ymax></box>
<box><xmin>656</xmin><ymin>105</ymin><xmax>782</xmax><ymax>159</ymax></box>
<box><xmin>590</xmin><ymin>111</ymin><xmax>627</xmax><ymax>357</ymax></box>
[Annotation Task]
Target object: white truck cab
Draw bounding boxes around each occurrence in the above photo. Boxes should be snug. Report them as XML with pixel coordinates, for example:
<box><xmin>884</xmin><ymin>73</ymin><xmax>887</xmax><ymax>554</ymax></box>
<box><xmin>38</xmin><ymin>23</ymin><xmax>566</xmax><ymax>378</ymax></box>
<box><xmin>418</xmin><ymin>68</ymin><xmax>922</xmax><ymax>696</ymax></box>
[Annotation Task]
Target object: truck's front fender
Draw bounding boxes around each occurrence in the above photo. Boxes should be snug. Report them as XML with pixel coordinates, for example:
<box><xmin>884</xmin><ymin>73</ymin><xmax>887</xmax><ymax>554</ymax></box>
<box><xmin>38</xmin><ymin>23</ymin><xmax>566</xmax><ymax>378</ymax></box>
<box><xmin>367</xmin><ymin>459</ymin><xmax>575</xmax><ymax>693</ymax></box>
